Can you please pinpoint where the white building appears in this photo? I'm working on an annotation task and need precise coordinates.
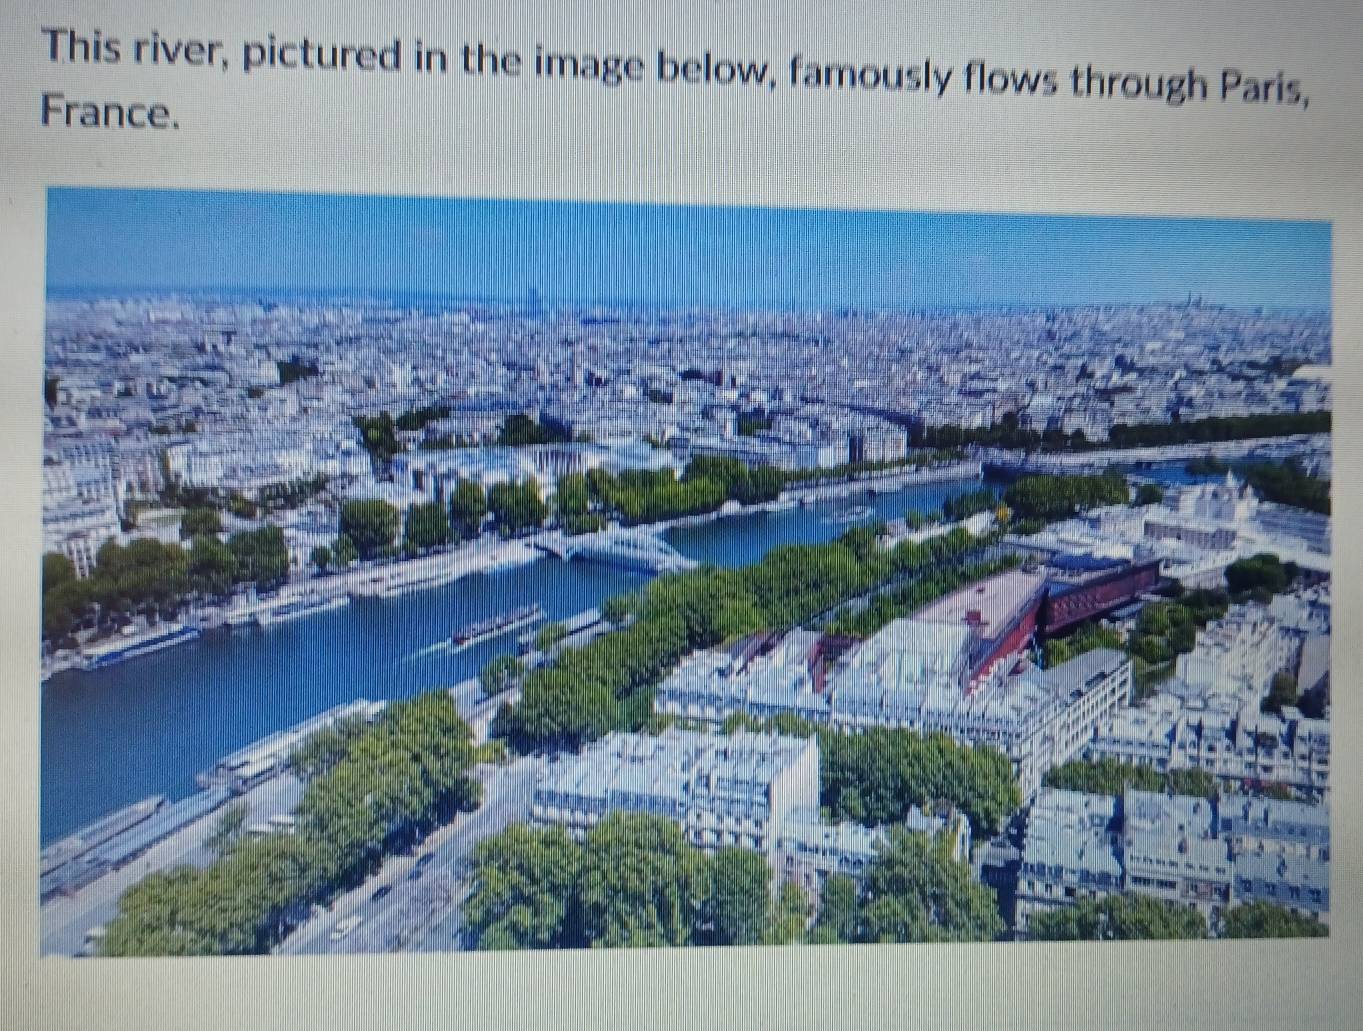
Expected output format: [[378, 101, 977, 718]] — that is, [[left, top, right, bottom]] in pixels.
[[1016, 787, 1330, 935], [1087, 696, 1330, 796], [653, 630, 835, 726], [1014, 789, 1123, 935], [531, 728, 819, 859], [1173, 603, 1297, 708]]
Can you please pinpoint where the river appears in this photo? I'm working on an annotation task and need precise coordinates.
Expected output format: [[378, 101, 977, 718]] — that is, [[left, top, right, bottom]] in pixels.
[[40, 475, 987, 843]]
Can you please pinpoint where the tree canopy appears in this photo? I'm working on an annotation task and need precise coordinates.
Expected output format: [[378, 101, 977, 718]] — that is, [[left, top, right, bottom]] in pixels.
[[103, 692, 479, 956], [403, 501, 452, 552], [1028, 893, 1207, 941], [448, 479, 488, 539], [1003, 472, 1130, 522], [1220, 901, 1327, 939], [339, 499, 400, 560], [1043, 758, 1218, 800]]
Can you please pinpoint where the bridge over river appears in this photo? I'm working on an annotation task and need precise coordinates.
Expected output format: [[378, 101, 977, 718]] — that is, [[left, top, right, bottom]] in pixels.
[[534, 528, 698, 574]]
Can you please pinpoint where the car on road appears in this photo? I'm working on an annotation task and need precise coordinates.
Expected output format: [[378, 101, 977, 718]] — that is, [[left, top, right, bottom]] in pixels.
[[416, 852, 435, 868], [329, 915, 363, 942], [371, 884, 393, 902], [407, 865, 425, 882]]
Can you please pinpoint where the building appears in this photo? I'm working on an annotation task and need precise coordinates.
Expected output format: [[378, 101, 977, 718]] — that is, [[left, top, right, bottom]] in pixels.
[[1217, 794, 1330, 861], [1014, 789, 1123, 935], [1015, 787, 1330, 936], [1121, 790, 1233, 920], [776, 805, 972, 895], [1173, 603, 1298, 708], [1233, 851, 1330, 923], [531, 728, 819, 858], [1087, 697, 1330, 796], [655, 577, 1134, 800], [653, 630, 843, 726], [832, 627, 1132, 798]]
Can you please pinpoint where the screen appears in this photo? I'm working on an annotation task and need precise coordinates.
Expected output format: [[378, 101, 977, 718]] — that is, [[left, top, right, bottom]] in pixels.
[[2, 2, 1360, 1028]]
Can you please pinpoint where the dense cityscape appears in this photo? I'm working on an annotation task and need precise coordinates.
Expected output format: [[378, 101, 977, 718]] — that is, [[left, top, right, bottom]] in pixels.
[[40, 241, 1334, 954]]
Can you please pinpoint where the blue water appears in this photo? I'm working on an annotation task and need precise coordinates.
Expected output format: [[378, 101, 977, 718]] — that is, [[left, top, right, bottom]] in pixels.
[[40, 477, 983, 843]]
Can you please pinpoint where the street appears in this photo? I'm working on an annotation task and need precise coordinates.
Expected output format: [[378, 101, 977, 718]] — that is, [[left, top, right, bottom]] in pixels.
[[41, 774, 303, 957], [276, 756, 544, 955]]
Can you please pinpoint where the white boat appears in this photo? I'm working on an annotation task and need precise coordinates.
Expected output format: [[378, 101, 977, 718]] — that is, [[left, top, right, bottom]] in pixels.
[[81, 624, 201, 670], [255, 595, 350, 627]]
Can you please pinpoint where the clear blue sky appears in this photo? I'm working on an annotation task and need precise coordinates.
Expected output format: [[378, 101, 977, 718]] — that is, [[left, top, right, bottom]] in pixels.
[[46, 188, 1331, 311]]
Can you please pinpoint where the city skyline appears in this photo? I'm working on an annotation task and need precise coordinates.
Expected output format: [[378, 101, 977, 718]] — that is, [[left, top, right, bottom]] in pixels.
[[47, 189, 1332, 312]]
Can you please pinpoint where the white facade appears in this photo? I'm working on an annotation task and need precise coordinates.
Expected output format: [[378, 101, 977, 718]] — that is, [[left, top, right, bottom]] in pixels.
[[531, 728, 819, 859]]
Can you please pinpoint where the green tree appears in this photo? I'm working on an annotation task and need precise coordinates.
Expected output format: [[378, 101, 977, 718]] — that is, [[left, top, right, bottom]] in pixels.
[[289, 716, 368, 780], [205, 800, 248, 858], [813, 873, 860, 944], [479, 655, 523, 696], [576, 813, 711, 948], [600, 594, 635, 626], [309, 545, 332, 571], [188, 535, 238, 597], [1134, 483, 1165, 506], [1220, 901, 1327, 939], [1003, 472, 1130, 522], [43, 551, 78, 593], [332, 534, 358, 568], [103, 691, 480, 957], [1263, 671, 1299, 715], [760, 881, 811, 945], [42, 552, 90, 641], [856, 831, 1003, 943], [339, 499, 400, 560], [449, 479, 488, 540], [701, 848, 772, 946], [498, 413, 570, 446], [403, 501, 452, 552], [1225, 553, 1291, 597], [464, 825, 585, 950], [1028, 893, 1206, 941], [488, 479, 548, 535], [227, 526, 290, 587], [534, 622, 568, 652], [555, 473, 591, 519], [353, 412, 401, 464], [1042, 758, 1219, 800], [180, 506, 222, 539]]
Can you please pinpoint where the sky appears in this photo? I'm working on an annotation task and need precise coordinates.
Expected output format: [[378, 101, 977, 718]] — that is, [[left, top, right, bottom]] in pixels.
[[46, 188, 1332, 311]]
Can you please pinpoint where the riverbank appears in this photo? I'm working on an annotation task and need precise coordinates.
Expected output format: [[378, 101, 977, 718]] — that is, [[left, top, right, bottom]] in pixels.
[[41, 474, 988, 843], [43, 460, 984, 681]]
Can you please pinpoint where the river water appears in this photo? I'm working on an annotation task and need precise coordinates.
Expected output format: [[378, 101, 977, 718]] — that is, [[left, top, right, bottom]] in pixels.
[[41, 476, 986, 843]]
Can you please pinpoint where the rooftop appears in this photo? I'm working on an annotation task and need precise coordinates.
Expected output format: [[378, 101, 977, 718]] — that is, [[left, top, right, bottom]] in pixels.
[[913, 569, 1048, 643]]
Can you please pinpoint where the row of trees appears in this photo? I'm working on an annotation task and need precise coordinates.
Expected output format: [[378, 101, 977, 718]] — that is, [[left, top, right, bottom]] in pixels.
[[1002, 471, 1131, 522], [462, 814, 1003, 950], [912, 410, 1329, 453], [312, 488, 494, 570], [353, 411, 574, 467], [42, 526, 291, 643], [1042, 758, 1219, 800], [101, 693, 481, 956], [1028, 894, 1326, 941]]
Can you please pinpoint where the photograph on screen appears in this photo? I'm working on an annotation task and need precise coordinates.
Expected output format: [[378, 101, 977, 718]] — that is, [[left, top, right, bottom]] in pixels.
[[38, 189, 1331, 956]]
